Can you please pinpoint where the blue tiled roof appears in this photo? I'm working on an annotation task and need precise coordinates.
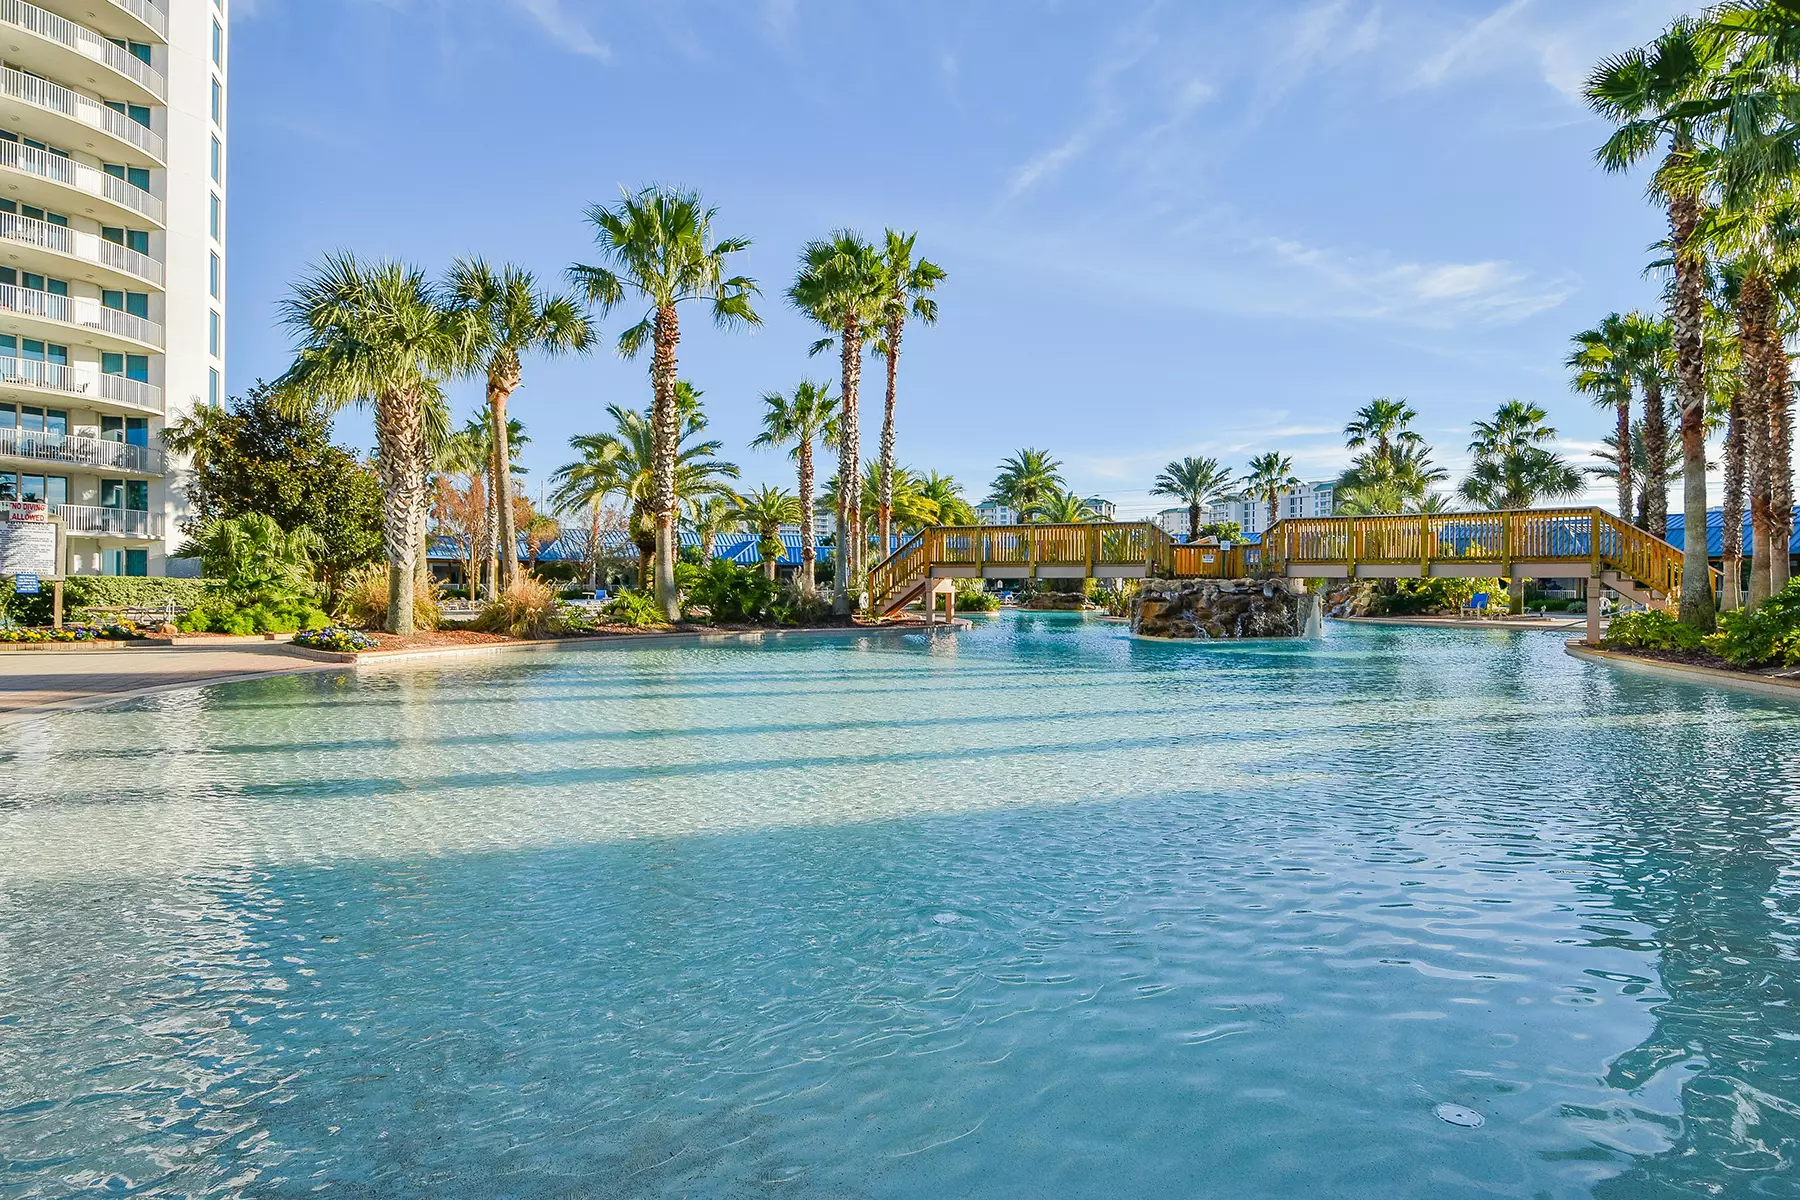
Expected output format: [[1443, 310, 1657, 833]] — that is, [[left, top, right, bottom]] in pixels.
[[1666, 509, 1800, 557], [429, 530, 829, 567]]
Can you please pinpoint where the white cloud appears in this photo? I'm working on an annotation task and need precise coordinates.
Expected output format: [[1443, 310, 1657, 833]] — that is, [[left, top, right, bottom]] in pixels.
[[511, 0, 611, 62]]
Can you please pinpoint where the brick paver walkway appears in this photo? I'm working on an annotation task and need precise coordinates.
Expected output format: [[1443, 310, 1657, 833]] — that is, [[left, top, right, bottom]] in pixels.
[[0, 643, 338, 723]]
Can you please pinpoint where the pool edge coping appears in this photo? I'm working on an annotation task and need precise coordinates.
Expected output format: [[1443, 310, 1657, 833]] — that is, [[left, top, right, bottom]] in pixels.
[[1564, 640, 1800, 701]]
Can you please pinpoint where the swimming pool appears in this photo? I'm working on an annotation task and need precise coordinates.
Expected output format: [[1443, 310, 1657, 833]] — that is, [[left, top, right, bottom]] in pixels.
[[3, 614, 1798, 1197]]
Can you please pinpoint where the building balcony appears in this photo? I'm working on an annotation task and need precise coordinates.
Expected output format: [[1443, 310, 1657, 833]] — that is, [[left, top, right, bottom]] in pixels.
[[54, 502, 160, 538], [0, 209, 162, 288], [0, 423, 159, 474], [0, 281, 162, 352], [0, 64, 163, 167], [0, 0, 167, 104], [0, 355, 162, 415], [0, 137, 162, 227], [80, 0, 165, 43]]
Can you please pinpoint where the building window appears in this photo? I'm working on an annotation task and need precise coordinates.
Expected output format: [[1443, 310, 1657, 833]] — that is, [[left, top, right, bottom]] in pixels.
[[209, 193, 220, 240], [209, 310, 220, 357], [209, 368, 220, 407], [104, 163, 152, 192], [212, 19, 224, 69], [209, 252, 220, 298], [210, 136, 221, 183], [211, 78, 223, 125]]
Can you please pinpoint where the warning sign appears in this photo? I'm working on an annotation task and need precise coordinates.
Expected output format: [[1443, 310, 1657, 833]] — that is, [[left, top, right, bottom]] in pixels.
[[0, 520, 58, 578]]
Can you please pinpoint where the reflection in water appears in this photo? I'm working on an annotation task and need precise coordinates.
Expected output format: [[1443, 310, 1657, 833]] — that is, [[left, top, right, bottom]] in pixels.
[[3, 615, 1799, 1197]]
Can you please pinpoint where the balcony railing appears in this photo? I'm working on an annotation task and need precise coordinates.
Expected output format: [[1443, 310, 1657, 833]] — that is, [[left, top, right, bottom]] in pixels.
[[0, 424, 159, 473], [0, 211, 162, 286], [0, 356, 164, 414], [0, 139, 162, 223], [54, 502, 161, 538], [0, 65, 164, 163], [104, 0, 166, 40], [0, 282, 163, 348], [0, 0, 168, 100]]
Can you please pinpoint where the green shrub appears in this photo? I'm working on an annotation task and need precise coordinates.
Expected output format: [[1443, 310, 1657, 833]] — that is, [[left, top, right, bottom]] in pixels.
[[1566, 600, 1587, 615], [601, 589, 668, 628], [65, 576, 212, 613], [1602, 609, 1704, 653], [178, 597, 329, 635], [1372, 576, 1506, 616], [684, 560, 779, 625], [1705, 581, 1800, 667], [471, 577, 558, 639], [333, 562, 441, 631], [772, 581, 833, 626], [955, 579, 1001, 612]]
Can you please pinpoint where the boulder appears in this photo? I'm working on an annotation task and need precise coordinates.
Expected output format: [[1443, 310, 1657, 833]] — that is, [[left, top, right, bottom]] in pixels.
[[1132, 578, 1321, 640]]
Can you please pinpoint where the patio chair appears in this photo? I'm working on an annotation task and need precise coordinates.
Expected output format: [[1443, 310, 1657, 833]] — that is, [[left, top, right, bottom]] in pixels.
[[1460, 593, 1490, 619]]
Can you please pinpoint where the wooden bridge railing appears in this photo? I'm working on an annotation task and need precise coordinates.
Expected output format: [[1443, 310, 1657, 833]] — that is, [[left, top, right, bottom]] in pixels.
[[866, 509, 1705, 610]]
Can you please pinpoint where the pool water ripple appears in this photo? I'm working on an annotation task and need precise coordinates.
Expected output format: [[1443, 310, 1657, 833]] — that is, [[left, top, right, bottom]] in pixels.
[[4, 615, 1800, 1196]]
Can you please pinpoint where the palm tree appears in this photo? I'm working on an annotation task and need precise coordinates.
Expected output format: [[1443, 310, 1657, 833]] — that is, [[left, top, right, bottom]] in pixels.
[[789, 231, 886, 610], [273, 254, 473, 634], [858, 464, 937, 538], [553, 395, 739, 587], [750, 380, 839, 595], [568, 185, 760, 620], [548, 432, 627, 592], [1242, 452, 1301, 530], [688, 497, 741, 562], [181, 511, 323, 602], [519, 509, 561, 574], [447, 259, 593, 593], [1149, 456, 1232, 542], [989, 448, 1064, 519], [1343, 398, 1425, 462], [1029, 490, 1096, 524], [1568, 314, 1637, 523], [918, 472, 975, 526], [1459, 400, 1584, 511], [871, 231, 946, 554], [1614, 313, 1675, 536], [731, 485, 803, 579], [1588, 18, 1726, 627], [442, 412, 529, 598], [1590, 421, 1689, 528]]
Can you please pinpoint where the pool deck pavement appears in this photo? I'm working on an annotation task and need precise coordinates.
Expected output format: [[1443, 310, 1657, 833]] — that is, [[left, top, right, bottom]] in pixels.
[[0, 642, 341, 725]]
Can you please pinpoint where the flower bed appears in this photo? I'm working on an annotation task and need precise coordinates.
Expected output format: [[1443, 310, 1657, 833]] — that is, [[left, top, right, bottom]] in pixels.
[[293, 626, 380, 653], [0, 620, 150, 644]]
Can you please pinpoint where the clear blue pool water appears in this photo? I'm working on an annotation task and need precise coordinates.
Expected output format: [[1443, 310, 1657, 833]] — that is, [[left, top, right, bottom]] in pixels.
[[3, 613, 1800, 1198]]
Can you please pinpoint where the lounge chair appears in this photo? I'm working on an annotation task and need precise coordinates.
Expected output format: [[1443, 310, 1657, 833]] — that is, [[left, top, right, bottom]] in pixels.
[[1460, 593, 1490, 619]]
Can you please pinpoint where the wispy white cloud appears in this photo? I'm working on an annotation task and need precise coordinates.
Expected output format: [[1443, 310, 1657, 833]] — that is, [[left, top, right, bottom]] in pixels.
[[1411, 0, 1692, 100], [510, 0, 611, 62]]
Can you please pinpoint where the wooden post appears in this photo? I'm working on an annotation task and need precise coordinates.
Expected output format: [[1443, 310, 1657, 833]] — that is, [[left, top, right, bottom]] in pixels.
[[1587, 575, 1602, 645], [924, 578, 935, 626], [1420, 513, 1431, 579], [945, 582, 955, 624], [51, 578, 62, 629]]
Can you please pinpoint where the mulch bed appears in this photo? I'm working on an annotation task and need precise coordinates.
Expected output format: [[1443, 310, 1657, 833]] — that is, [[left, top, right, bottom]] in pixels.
[[1597, 642, 1800, 681]]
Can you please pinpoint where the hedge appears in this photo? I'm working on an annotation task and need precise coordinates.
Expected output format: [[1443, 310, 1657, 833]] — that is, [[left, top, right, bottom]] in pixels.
[[3, 576, 219, 626]]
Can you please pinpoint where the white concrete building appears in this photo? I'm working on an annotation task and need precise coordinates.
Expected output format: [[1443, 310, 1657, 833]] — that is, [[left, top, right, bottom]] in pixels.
[[1201, 481, 1336, 538], [0, 0, 225, 577], [975, 501, 1019, 525], [1081, 497, 1115, 521]]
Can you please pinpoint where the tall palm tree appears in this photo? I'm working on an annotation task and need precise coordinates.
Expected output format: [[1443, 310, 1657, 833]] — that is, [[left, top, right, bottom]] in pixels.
[[1242, 452, 1301, 530], [858, 463, 937, 538], [789, 231, 886, 610], [918, 472, 975, 526], [1568, 314, 1637, 523], [519, 509, 561, 575], [989, 448, 1064, 519], [750, 380, 839, 595], [1589, 18, 1726, 627], [548, 431, 627, 592], [568, 185, 760, 620], [445, 412, 529, 598], [871, 231, 946, 554], [1029, 490, 1096, 524], [731, 486, 803, 579], [273, 254, 473, 634], [1613, 313, 1675, 536], [1342, 398, 1425, 462], [1590, 421, 1689, 527], [447, 259, 593, 593], [1149, 456, 1232, 543], [688, 497, 741, 562], [1459, 401, 1585, 511]]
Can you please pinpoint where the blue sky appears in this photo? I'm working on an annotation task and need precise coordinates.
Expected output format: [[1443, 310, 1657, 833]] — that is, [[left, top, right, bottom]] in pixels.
[[227, 0, 1696, 517]]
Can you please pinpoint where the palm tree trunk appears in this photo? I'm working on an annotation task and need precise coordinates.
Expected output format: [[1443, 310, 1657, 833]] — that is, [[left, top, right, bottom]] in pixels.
[[836, 317, 863, 614], [650, 306, 681, 622], [702, 530, 716, 562], [1771, 377, 1794, 596], [1669, 192, 1714, 628], [1722, 384, 1746, 612], [587, 500, 601, 591], [797, 441, 817, 597], [374, 389, 422, 636], [1615, 398, 1634, 525], [1641, 374, 1669, 539], [877, 316, 902, 559], [1744, 273, 1777, 609], [1188, 502, 1200, 543], [488, 372, 519, 593]]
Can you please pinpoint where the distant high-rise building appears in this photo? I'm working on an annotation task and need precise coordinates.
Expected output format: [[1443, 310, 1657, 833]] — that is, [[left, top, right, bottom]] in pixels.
[[0, 0, 226, 577]]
